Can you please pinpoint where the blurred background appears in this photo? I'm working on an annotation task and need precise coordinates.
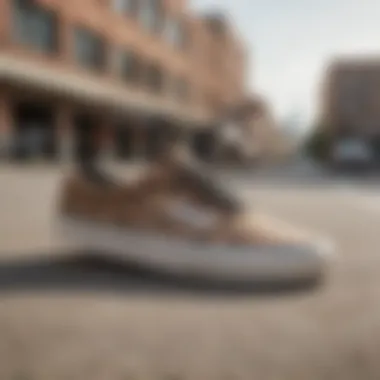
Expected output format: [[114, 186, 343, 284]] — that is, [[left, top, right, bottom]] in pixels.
[[2, 1, 380, 379], [0, 0, 291, 169]]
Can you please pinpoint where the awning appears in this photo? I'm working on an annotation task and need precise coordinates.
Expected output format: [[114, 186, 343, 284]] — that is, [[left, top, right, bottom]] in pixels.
[[0, 53, 214, 128]]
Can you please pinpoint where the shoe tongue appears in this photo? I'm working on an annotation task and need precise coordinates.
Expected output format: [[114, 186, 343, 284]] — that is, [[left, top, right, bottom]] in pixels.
[[159, 145, 244, 214]]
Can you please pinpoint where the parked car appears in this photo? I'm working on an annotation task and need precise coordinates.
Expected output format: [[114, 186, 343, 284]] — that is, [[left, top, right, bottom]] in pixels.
[[331, 138, 373, 172]]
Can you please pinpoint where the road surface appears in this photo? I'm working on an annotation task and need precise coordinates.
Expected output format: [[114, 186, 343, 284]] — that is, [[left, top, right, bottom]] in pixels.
[[1, 164, 380, 380]]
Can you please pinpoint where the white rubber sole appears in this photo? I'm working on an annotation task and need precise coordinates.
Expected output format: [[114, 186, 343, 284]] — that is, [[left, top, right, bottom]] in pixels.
[[55, 216, 333, 283]]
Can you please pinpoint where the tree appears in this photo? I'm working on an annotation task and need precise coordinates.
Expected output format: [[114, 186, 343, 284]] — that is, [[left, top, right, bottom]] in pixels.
[[304, 125, 332, 162]]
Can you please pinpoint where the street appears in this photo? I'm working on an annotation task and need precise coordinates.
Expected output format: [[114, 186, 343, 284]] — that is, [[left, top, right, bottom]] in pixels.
[[1, 163, 380, 379]]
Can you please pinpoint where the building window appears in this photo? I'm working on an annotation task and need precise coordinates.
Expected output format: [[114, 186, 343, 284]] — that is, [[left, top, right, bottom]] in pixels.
[[175, 78, 189, 101], [11, 0, 58, 53], [139, 0, 163, 33], [205, 16, 228, 39], [115, 49, 143, 84], [164, 18, 187, 49], [74, 27, 107, 72], [112, 0, 138, 16], [146, 64, 164, 93]]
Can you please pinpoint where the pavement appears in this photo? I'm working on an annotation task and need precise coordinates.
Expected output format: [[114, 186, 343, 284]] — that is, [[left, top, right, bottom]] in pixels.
[[1, 162, 380, 379]]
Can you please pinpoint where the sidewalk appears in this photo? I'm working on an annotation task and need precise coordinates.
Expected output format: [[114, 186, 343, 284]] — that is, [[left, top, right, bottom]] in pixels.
[[0, 165, 64, 257], [0, 162, 150, 257]]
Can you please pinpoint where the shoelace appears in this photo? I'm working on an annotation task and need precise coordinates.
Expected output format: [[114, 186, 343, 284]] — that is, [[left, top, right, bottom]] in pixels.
[[172, 157, 244, 214]]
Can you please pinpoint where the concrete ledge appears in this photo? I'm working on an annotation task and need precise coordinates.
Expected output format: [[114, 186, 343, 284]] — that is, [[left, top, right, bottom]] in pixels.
[[0, 53, 213, 126]]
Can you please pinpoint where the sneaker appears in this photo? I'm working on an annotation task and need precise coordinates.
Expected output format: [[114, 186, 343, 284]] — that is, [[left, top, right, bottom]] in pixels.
[[57, 147, 333, 283]]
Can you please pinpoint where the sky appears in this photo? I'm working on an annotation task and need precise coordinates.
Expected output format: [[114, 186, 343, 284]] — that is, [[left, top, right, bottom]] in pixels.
[[191, 0, 380, 130]]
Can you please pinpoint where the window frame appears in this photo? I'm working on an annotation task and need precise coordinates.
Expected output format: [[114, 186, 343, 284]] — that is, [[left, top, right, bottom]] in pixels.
[[145, 62, 165, 94], [174, 77, 190, 102], [73, 26, 107, 72], [139, 0, 164, 33], [11, 0, 59, 54], [164, 17, 187, 50], [114, 48, 144, 85], [112, 0, 139, 17]]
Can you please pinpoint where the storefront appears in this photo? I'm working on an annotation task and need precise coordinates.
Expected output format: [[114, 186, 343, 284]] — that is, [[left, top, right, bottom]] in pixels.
[[0, 52, 216, 164], [0, 87, 219, 165]]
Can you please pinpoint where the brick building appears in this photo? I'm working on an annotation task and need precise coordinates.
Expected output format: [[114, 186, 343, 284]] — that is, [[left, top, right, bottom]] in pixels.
[[320, 57, 380, 157], [0, 0, 248, 163]]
